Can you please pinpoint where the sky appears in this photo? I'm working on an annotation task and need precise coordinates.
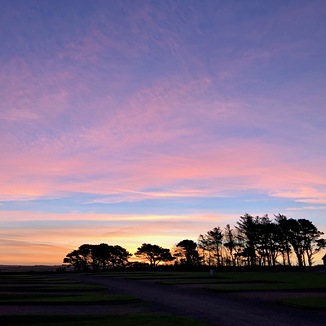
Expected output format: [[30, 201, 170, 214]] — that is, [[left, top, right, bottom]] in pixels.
[[1, 0, 326, 265]]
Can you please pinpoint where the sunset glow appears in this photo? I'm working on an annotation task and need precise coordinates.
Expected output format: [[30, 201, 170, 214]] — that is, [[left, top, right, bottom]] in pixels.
[[1, 0, 325, 265]]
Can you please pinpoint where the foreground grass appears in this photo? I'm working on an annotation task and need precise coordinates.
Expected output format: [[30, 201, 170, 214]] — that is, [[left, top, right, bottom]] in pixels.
[[203, 272, 326, 292], [0, 293, 136, 304], [279, 297, 326, 309], [2, 271, 325, 311], [0, 274, 205, 325], [110, 270, 326, 310], [156, 271, 326, 288], [0, 274, 137, 304], [102, 271, 326, 295], [0, 315, 205, 326], [104, 271, 210, 279], [0, 276, 82, 284], [0, 283, 106, 292]]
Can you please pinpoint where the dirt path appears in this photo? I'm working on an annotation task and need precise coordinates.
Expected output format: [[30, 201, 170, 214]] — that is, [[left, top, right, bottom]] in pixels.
[[72, 274, 326, 326]]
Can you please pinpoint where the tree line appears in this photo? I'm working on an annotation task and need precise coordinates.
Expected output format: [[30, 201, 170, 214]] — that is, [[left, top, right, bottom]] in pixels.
[[63, 214, 325, 271]]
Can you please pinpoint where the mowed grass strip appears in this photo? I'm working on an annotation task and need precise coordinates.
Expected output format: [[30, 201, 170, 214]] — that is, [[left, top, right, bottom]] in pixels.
[[0, 283, 105, 292], [0, 274, 137, 304], [279, 297, 326, 309], [0, 275, 92, 289], [205, 283, 317, 292], [0, 292, 137, 304], [0, 276, 82, 284], [159, 272, 326, 288], [203, 272, 326, 292], [0, 315, 205, 326]]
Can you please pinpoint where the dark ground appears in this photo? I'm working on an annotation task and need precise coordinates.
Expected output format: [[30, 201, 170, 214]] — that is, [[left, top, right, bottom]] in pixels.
[[72, 274, 326, 326]]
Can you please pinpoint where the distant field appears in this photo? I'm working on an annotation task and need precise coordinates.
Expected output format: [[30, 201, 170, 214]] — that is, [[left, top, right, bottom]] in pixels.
[[0, 265, 59, 273]]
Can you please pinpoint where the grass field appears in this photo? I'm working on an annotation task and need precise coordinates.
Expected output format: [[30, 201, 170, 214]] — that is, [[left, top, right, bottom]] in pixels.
[[0, 292, 136, 304], [0, 274, 136, 304], [0, 273, 205, 325], [104, 270, 326, 288], [0, 315, 205, 326], [1, 269, 325, 324], [102, 270, 326, 309], [280, 297, 326, 309]]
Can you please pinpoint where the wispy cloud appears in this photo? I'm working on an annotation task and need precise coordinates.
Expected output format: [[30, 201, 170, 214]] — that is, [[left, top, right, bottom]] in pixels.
[[287, 206, 326, 211]]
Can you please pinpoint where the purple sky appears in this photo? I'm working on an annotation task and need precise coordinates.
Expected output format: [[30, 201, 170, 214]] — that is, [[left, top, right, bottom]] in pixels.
[[1, 0, 326, 265]]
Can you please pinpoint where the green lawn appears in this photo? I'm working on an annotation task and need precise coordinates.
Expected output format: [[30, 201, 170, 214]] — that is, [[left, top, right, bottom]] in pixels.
[[102, 270, 326, 310], [202, 272, 326, 292], [279, 297, 326, 309], [0, 276, 82, 284], [2, 271, 325, 312], [0, 274, 205, 325], [0, 274, 136, 304], [0, 315, 205, 326], [0, 283, 106, 292], [0, 292, 136, 304], [101, 271, 326, 295], [153, 271, 326, 289]]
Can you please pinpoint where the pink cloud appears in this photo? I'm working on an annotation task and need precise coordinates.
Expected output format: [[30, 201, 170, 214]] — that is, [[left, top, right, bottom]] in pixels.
[[287, 206, 326, 211], [1, 9, 325, 212], [1, 127, 325, 206]]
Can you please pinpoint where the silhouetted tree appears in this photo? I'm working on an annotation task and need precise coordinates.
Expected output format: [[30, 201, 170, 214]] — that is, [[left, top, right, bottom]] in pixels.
[[286, 218, 307, 267], [236, 214, 259, 266], [63, 249, 83, 272], [91, 243, 132, 270], [197, 234, 213, 266], [63, 243, 131, 271], [63, 214, 325, 271], [63, 244, 93, 271], [198, 228, 223, 267], [76, 244, 93, 271], [134, 243, 174, 267], [255, 215, 280, 267], [223, 224, 237, 266], [110, 245, 132, 268], [296, 218, 325, 266], [273, 215, 324, 267], [275, 214, 293, 266], [91, 243, 109, 270], [175, 239, 201, 266]]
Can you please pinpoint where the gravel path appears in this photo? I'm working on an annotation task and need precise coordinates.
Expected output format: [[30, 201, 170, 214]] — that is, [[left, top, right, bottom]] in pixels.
[[72, 274, 326, 326]]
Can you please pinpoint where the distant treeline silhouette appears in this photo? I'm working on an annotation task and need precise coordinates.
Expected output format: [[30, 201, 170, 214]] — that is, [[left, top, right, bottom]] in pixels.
[[63, 214, 325, 271]]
